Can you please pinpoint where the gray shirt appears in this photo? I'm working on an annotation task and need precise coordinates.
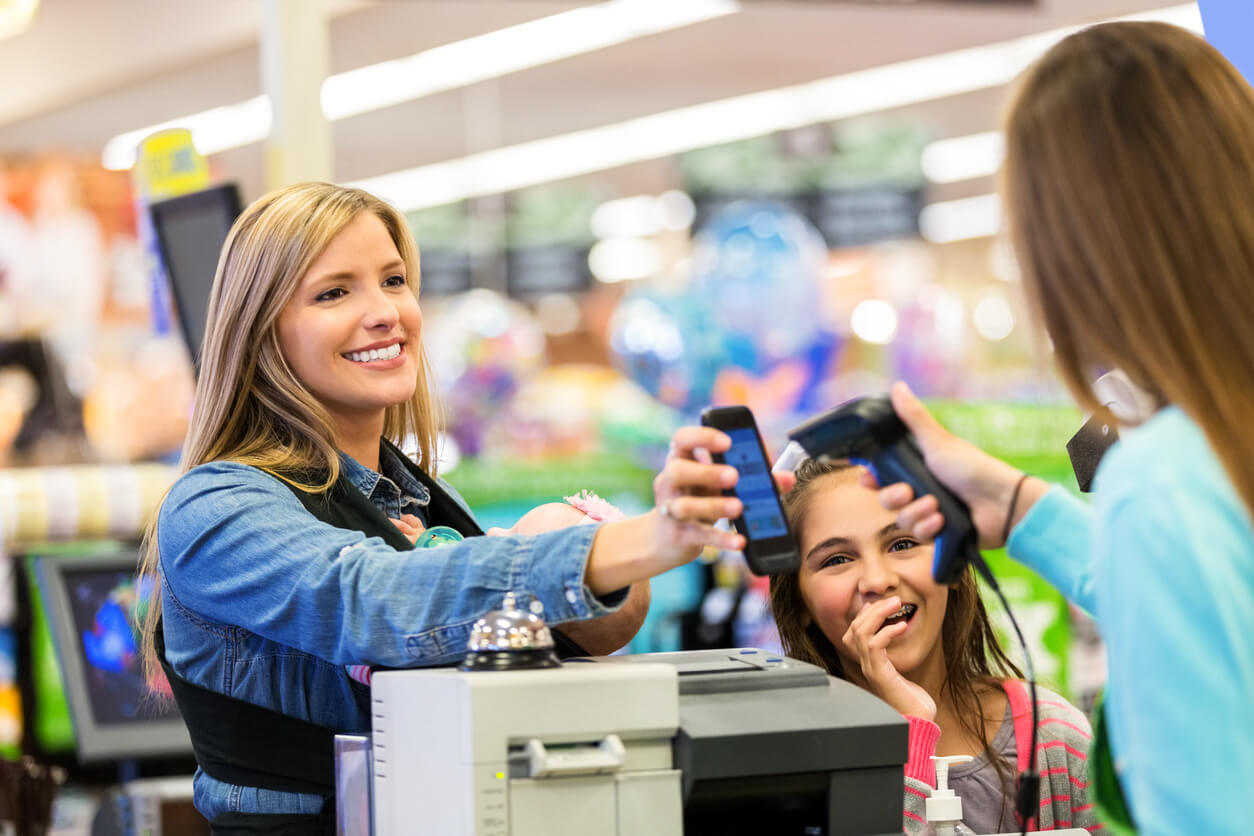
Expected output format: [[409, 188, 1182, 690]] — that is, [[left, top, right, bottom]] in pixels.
[[947, 698, 1017, 835]]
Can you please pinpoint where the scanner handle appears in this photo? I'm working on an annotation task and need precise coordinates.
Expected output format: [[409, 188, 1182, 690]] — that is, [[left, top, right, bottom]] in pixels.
[[854, 437, 981, 586]]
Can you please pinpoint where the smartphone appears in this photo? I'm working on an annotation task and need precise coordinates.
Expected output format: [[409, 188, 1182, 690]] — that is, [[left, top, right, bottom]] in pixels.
[[700, 405, 801, 575]]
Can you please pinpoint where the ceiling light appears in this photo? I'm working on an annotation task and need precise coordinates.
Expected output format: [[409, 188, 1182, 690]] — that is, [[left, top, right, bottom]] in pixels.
[[104, 97, 272, 171], [919, 193, 1001, 244], [972, 295, 1015, 341], [355, 3, 1199, 211], [101, 0, 737, 171], [851, 299, 898, 344], [921, 130, 1004, 184], [658, 190, 696, 231], [323, 0, 739, 121], [590, 195, 667, 239], [0, 0, 37, 41], [535, 293, 583, 335], [588, 237, 663, 283]]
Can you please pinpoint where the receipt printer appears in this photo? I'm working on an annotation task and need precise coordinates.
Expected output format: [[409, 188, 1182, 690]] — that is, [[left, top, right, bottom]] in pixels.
[[370, 660, 681, 836], [368, 648, 907, 836]]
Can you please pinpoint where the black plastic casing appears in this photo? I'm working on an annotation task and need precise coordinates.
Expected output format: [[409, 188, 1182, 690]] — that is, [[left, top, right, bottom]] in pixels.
[[700, 405, 801, 576], [786, 396, 981, 585]]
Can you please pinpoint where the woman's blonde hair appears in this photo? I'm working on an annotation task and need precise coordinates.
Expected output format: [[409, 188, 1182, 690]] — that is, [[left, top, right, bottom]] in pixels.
[[1002, 21, 1254, 518], [138, 182, 442, 668]]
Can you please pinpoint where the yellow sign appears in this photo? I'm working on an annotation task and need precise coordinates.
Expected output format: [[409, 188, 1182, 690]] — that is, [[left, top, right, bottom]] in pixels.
[[133, 129, 210, 201]]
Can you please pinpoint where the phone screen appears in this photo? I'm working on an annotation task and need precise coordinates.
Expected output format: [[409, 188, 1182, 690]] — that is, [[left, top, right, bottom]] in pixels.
[[724, 427, 789, 539]]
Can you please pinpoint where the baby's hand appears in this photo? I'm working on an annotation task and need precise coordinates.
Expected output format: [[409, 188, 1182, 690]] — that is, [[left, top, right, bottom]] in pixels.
[[390, 513, 426, 544]]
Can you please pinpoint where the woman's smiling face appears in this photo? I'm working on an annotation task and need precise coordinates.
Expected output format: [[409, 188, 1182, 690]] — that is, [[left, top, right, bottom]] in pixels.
[[797, 469, 949, 685], [276, 212, 422, 437]]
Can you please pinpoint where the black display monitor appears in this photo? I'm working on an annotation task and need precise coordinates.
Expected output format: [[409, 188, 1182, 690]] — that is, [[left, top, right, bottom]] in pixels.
[[33, 549, 192, 763], [149, 183, 243, 368]]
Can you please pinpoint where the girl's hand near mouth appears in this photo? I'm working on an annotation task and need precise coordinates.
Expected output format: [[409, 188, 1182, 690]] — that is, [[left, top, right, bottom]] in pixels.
[[842, 595, 936, 721]]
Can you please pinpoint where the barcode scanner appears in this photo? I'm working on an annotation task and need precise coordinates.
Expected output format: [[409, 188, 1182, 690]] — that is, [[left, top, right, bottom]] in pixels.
[[786, 395, 987, 586]]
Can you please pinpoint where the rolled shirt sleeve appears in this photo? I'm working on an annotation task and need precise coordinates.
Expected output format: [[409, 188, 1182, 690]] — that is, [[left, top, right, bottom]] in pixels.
[[158, 462, 624, 668]]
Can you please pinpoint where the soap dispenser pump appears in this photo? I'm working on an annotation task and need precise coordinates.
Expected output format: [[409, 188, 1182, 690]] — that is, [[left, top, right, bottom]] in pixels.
[[925, 755, 976, 836]]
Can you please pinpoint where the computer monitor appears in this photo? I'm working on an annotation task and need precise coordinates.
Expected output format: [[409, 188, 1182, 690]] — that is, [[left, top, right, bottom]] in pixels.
[[33, 549, 192, 763], [148, 183, 243, 367]]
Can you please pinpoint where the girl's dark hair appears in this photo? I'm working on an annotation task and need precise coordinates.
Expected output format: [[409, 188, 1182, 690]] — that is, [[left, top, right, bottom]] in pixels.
[[770, 458, 1023, 806]]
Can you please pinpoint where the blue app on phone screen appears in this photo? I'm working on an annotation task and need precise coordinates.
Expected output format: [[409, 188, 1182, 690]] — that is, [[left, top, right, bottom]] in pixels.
[[724, 428, 788, 538], [700, 405, 800, 575]]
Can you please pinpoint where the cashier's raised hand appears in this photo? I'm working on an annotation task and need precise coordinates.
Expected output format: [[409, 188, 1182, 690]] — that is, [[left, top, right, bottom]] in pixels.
[[869, 382, 1047, 549]]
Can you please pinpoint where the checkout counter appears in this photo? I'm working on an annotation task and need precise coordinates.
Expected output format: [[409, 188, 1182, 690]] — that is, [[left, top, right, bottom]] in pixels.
[[361, 596, 908, 836]]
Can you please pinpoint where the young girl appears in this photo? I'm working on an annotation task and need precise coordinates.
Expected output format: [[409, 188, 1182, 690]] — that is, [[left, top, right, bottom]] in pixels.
[[772, 458, 1102, 834], [138, 182, 775, 832], [874, 21, 1254, 836]]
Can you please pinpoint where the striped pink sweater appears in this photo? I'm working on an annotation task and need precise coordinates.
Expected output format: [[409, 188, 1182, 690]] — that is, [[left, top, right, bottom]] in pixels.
[[901, 680, 1105, 834]]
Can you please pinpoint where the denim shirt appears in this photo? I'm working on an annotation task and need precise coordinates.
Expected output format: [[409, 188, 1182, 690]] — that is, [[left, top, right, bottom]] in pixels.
[[157, 444, 617, 819]]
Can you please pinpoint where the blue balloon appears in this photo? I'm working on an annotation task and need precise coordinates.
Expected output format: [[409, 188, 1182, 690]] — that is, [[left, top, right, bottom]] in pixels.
[[688, 201, 827, 375], [608, 291, 724, 411], [609, 201, 836, 417]]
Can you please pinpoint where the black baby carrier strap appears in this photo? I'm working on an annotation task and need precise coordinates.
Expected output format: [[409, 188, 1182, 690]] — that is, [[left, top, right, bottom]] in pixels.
[[158, 448, 488, 834], [154, 624, 337, 835], [291, 442, 589, 658], [160, 447, 588, 832], [286, 439, 486, 547]]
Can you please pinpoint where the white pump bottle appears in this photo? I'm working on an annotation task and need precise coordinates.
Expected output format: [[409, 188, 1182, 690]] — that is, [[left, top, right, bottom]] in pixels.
[[924, 754, 977, 836]]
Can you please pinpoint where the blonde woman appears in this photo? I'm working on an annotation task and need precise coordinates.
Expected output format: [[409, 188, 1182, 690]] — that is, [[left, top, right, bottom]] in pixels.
[[876, 22, 1254, 835], [138, 182, 782, 832]]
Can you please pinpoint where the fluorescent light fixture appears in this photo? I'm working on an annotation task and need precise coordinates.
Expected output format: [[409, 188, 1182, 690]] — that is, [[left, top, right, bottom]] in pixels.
[[0, 0, 38, 41], [102, 0, 737, 170], [590, 194, 667, 239], [589, 190, 695, 238], [355, 3, 1199, 211], [103, 97, 271, 171], [919, 193, 1001, 244], [588, 237, 663, 283], [921, 130, 1005, 184], [323, 0, 738, 120]]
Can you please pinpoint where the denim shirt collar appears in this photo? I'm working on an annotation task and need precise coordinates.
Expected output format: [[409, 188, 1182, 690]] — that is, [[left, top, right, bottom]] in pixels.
[[337, 444, 431, 520]]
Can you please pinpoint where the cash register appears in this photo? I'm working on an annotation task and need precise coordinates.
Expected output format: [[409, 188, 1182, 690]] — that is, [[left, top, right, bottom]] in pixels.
[[362, 595, 907, 836]]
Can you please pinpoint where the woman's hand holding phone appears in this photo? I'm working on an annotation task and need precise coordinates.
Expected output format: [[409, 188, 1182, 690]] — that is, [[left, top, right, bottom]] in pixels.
[[650, 425, 748, 559], [582, 424, 795, 596]]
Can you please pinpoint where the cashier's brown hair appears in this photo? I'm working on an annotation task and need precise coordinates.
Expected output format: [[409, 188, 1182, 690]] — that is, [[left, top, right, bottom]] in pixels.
[[136, 182, 442, 673], [771, 459, 1023, 805], [1002, 21, 1254, 521]]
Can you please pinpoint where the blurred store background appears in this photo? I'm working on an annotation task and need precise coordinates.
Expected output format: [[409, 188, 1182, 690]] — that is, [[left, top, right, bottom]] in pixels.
[[0, 0, 1215, 829]]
